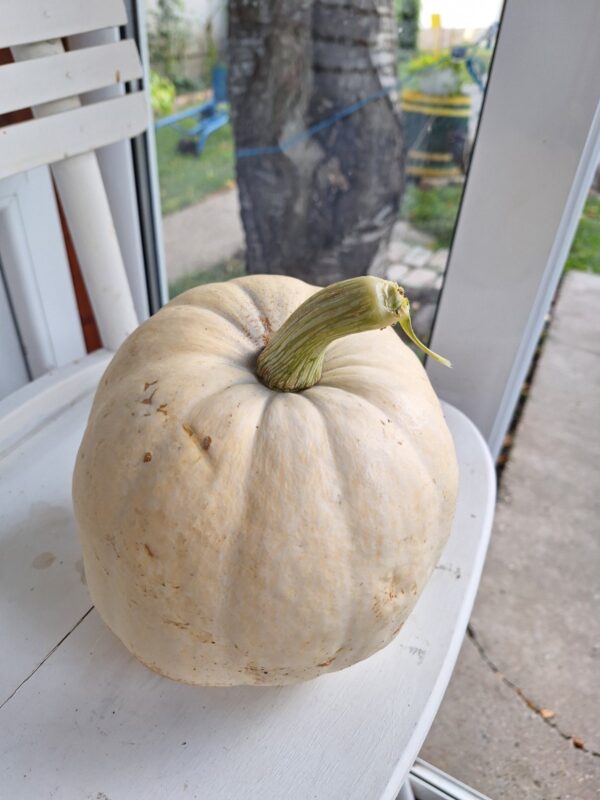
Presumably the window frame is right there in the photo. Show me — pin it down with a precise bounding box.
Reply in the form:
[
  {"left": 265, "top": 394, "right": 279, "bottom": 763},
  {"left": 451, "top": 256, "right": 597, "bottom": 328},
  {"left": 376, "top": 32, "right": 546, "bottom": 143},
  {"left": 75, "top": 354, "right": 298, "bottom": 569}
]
[{"left": 427, "top": 0, "right": 600, "bottom": 457}]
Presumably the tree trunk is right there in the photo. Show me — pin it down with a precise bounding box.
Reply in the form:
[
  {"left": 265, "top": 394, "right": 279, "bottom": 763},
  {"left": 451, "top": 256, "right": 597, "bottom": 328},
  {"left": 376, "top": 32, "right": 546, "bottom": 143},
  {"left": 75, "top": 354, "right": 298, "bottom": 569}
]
[{"left": 228, "top": 0, "right": 405, "bottom": 285}]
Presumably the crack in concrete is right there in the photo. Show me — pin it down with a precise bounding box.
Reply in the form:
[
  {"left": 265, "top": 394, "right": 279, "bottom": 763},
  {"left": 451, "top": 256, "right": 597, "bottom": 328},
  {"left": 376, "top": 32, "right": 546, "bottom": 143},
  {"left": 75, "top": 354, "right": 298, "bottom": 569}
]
[{"left": 467, "top": 624, "right": 600, "bottom": 759}]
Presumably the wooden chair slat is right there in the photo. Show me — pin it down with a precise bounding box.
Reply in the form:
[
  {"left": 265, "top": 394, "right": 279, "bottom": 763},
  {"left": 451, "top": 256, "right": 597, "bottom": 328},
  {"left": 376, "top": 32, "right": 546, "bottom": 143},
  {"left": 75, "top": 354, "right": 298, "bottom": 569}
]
[
  {"left": 0, "top": 41, "right": 142, "bottom": 116},
  {"left": 0, "top": 92, "right": 148, "bottom": 180},
  {"left": 0, "top": 0, "right": 127, "bottom": 48}
]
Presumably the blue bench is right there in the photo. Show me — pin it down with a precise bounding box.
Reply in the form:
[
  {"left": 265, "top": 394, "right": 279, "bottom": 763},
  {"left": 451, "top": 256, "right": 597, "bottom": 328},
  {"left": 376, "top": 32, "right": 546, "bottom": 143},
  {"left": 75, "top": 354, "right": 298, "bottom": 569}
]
[{"left": 154, "top": 66, "right": 229, "bottom": 156}]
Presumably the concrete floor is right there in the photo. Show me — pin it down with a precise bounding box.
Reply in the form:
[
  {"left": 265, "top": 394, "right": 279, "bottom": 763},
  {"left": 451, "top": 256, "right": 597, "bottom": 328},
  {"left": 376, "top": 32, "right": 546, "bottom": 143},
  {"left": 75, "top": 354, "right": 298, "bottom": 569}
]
[
  {"left": 420, "top": 271, "right": 600, "bottom": 798},
  {"left": 162, "top": 189, "right": 244, "bottom": 282}
]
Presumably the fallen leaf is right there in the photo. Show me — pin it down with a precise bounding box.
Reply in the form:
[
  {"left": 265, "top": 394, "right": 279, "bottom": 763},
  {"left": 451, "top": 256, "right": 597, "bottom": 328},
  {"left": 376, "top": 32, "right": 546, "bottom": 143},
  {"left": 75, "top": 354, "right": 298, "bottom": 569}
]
[
  {"left": 572, "top": 737, "right": 585, "bottom": 750},
  {"left": 539, "top": 708, "right": 555, "bottom": 720}
]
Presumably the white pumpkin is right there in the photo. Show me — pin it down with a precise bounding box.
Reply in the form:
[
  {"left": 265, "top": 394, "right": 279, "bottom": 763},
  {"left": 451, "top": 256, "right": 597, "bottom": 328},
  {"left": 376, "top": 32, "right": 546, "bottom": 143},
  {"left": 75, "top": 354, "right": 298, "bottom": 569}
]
[{"left": 73, "top": 275, "right": 458, "bottom": 685}]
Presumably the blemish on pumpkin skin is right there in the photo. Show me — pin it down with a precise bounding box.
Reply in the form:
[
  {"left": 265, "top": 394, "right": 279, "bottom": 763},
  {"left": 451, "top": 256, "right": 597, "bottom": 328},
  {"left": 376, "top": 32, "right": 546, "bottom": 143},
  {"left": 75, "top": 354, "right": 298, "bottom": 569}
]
[
  {"left": 141, "top": 388, "right": 157, "bottom": 405},
  {"left": 156, "top": 403, "right": 168, "bottom": 415},
  {"left": 244, "top": 663, "right": 270, "bottom": 681},
  {"left": 107, "top": 535, "right": 120, "bottom": 559},
  {"left": 317, "top": 656, "right": 336, "bottom": 667},
  {"left": 144, "top": 543, "right": 155, "bottom": 558},
  {"left": 163, "top": 619, "right": 190, "bottom": 631},
  {"left": 260, "top": 315, "right": 273, "bottom": 345},
  {"left": 143, "top": 452, "right": 152, "bottom": 463},
  {"left": 144, "top": 380, "right": 158, "bottom": 391},
  {"left": 183, "top": 424, "right": 213, "bottom": 456},
  {"left": 163, "top": 620, "right": 215, "bottom": 644}
]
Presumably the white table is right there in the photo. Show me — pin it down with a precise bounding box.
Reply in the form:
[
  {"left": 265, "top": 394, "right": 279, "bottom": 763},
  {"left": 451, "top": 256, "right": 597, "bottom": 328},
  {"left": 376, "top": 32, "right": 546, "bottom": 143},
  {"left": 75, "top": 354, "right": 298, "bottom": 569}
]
[{"left": 0, "top": 352, "right": 495, "bottom": 800}]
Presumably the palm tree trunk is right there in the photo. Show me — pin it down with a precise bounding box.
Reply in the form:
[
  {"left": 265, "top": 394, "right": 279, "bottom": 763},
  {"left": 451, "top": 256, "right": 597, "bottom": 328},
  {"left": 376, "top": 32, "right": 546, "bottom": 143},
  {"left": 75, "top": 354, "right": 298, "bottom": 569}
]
[{"left": 228, "top": 0, "right": 405, "bottom": 285}]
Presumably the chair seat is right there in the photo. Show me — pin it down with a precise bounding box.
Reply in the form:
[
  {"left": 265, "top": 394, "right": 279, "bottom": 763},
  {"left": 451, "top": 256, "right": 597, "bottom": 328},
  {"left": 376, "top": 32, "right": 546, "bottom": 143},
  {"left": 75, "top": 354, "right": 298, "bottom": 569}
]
[{"left": 0, "top": 353, "right": 495, "bottom": 800}]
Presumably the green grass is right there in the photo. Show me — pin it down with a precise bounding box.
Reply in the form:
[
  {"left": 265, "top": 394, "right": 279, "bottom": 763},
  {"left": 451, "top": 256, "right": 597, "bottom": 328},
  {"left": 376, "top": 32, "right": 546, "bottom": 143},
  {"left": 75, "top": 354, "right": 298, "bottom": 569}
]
[
  {"left": 401, "top": 183, "right": 463, "bottom": 248},
  {"left": 402, "top": 184, "right": 600, "bottom": 274},
  {"left": 156, "top": 117, "right": 235, "bottom": 215},
  {"left": 564, "top": 193, "right": 600, "bottom": 274},
  {"left": 156, "top": 109, "right": 599, "bottom": 278},
  {"left": 169, "top": 253, "right": 246, "bottom": 299}
]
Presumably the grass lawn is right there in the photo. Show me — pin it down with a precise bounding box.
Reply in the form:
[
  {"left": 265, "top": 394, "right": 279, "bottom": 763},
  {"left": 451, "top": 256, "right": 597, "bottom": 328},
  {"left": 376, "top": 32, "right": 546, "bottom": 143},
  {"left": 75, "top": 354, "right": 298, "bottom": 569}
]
[
  {"left": 564, "top": 193, "right": 600, "bottom": 274},
  {"left": 156, "top": 117, "right": 235, "bottom": 216},
  {"left": 402, "top": 184, "right": 600, "bottom": 275},
  {"left": 157, "top": 111, "right": 599, "bottom": 283},
  {"left": 169, "top": 253, "right": 246, "bottom": 298}
]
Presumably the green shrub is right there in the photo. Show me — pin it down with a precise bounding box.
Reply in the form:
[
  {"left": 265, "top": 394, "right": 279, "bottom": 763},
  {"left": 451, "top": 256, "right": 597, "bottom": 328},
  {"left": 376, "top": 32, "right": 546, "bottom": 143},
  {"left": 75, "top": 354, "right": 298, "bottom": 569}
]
[
  {"left": 150, "top": 71, "right": 176, "bottom": 118},
  {"left": 148, "top": 0, "right": 190, "bottom": 83},
  {"left": 404, "top": 50, "right": 472, "bottom": 96},
  {"left": 171, "top": 74, "right": 203, "bottom": 93}
]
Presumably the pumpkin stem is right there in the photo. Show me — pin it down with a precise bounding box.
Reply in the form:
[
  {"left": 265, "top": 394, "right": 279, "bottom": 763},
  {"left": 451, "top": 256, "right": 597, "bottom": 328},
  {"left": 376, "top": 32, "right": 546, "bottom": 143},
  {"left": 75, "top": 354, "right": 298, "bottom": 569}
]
[{"left": 256, "top": 276, "right": 450, "bottom": 392}]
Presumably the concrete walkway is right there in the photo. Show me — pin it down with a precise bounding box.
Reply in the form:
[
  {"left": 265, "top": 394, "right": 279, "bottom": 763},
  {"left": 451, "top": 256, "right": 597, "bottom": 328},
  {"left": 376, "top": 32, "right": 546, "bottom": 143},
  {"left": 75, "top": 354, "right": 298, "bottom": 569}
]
[
  {"left": 162, "top": 189, "right": 244, "bottom": 282},
  {"left": 421, "top": 271, "right": 600, "bottom": 798}
]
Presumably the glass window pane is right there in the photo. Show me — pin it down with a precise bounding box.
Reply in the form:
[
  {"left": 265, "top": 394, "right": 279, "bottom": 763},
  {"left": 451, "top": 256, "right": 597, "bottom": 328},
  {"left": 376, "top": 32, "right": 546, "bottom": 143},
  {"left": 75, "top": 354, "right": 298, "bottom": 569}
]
[
  {"left": 146, "top": 0, "right": 503, "bottom": 351},
  {"left": 396, "top": 1, "right": 502, "bottom": 347}
]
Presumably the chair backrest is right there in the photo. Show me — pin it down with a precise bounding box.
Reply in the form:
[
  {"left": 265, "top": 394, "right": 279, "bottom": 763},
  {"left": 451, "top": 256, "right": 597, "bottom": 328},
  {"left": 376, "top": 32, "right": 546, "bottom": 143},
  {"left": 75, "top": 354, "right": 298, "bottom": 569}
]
[
  {"left": 212, "top": 65, "right": 228, "bottom": 105},
  {"left": 0, "top": 0, "right": 147, "bottom": 179},
  {"left": 0, "top": 0, "right": 149, "bottom": 352}
]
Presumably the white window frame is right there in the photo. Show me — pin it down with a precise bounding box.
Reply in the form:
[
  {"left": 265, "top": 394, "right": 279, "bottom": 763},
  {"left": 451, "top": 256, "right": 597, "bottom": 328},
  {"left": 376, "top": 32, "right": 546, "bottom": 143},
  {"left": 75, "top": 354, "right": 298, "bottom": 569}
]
[{"left": 428, "top": 0, "right": 600, "bottom": 458}]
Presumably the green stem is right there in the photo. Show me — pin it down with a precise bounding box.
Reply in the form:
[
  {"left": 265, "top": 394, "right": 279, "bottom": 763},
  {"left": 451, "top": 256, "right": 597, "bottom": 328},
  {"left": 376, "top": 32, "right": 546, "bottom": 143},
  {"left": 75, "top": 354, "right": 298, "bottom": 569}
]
[{"left": 256, "top": 276, "right": 450, "bottom": 392}]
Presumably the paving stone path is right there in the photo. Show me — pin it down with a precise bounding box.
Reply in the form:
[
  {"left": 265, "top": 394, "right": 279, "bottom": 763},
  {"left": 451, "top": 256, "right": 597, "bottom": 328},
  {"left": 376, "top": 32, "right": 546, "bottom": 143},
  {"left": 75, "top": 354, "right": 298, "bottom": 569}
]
[{"left": 368, "top": 219, "right": 449, "bottom": 341}]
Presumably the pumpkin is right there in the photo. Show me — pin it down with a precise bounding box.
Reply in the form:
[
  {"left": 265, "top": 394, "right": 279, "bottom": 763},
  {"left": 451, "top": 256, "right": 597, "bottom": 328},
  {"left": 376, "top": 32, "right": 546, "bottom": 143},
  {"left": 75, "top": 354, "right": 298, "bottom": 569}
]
[{"left": 73, "top": 275, "right": 458, "bottom": 686}]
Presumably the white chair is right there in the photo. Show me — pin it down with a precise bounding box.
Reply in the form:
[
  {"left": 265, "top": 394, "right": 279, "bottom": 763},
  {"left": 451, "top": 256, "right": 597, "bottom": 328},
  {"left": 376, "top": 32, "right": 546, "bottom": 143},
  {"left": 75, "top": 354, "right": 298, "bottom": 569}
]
[
  {"left": 0, "top": 3, "right": 496, "bottom": 798},
  {"left": 0, "top": 0, "right": 147, "bottom": 350}
]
